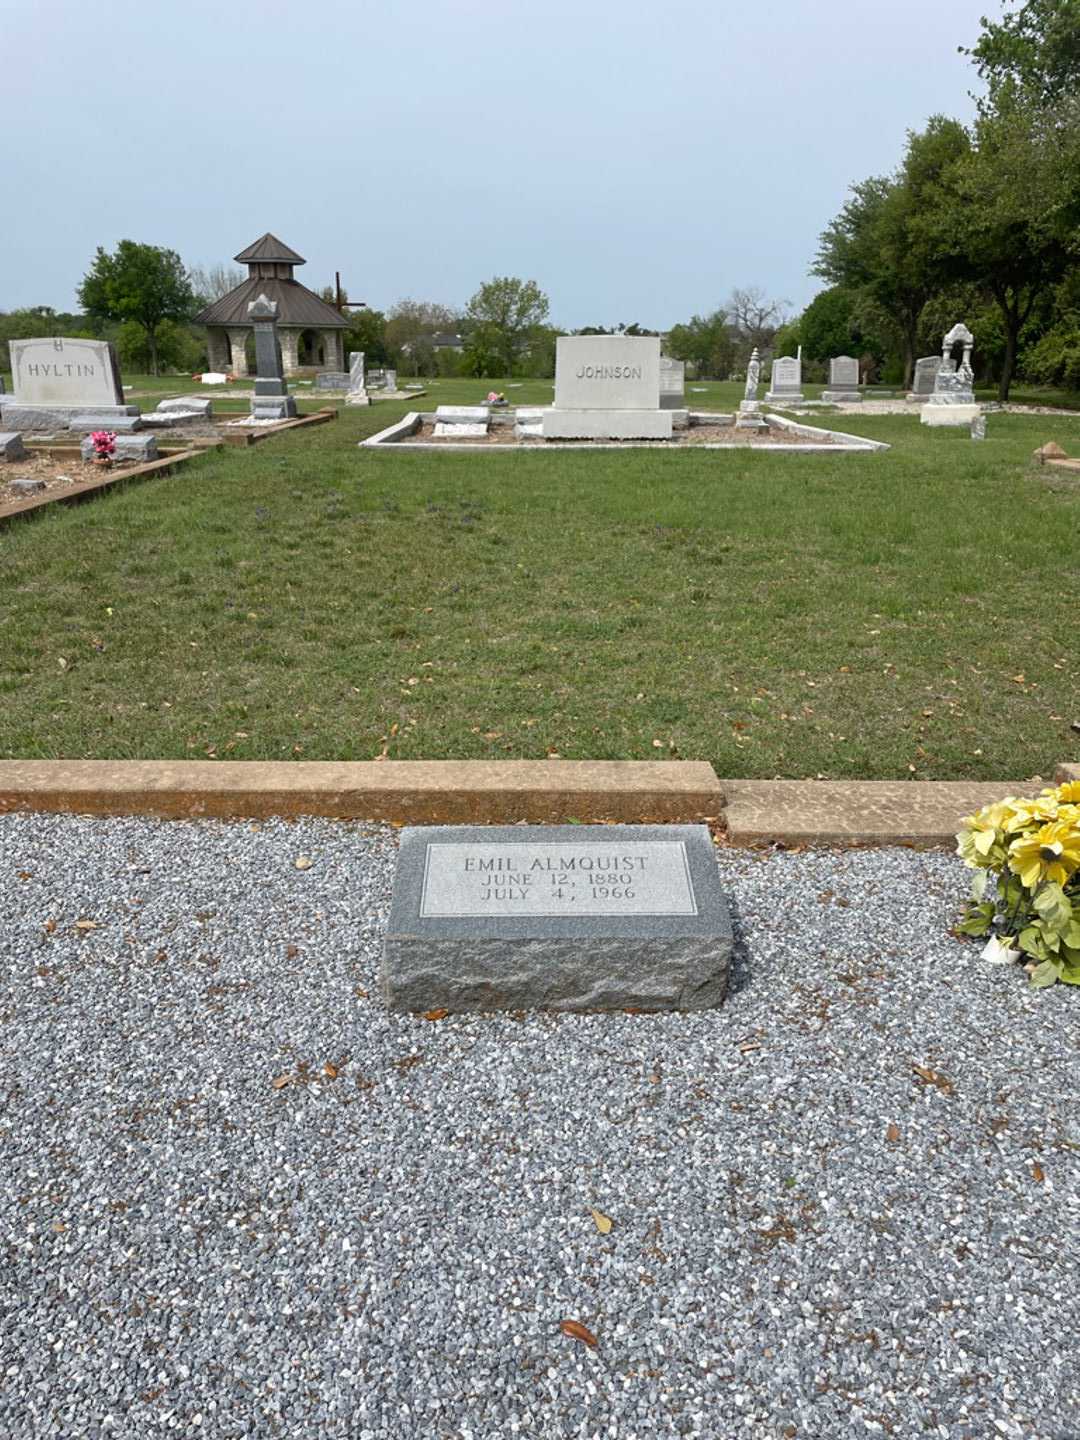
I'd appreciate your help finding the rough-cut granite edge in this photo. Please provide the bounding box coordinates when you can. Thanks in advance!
[380,936,731,1013]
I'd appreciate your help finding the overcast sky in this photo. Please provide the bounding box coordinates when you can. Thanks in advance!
[4,0,987,328]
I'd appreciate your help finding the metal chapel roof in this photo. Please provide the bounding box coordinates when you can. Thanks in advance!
[193,277,347,329]
[232,232,306,265]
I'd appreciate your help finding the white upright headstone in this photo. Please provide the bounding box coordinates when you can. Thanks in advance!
[10,336,124,407]
[543,335,672,439]
[765,355,804,405]
[3,336,140,431]
[822,355,861,402]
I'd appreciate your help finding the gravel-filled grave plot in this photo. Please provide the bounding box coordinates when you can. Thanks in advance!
[0,814,1076,1440]
[0,454,139,506]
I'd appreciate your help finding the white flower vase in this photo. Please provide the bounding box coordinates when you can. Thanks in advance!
[981,936,1022,966]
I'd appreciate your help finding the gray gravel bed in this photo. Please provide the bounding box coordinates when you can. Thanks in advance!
[0,814,1076,1440]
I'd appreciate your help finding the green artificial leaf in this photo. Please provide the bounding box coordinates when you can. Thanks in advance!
[1059,956,1080,986]
[1019,926,1051,960]
[959,902,994,936]
[1034,883,1072,934]
[1029,959,1062,989]
[971,871,988,901]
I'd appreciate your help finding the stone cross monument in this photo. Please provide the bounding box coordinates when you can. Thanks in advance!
[247,295,297,421]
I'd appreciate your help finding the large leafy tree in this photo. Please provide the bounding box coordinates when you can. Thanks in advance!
[917,88,1080,398]
[78,241,195,375]
[963,0,1080,103]
[815,117,970,386]
[666,312,735,378]
[465,277,549,377]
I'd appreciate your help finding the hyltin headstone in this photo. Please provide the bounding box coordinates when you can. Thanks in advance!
[764,354,804,405]
[3,337,141,431]
[382,824,732,1012]
[247,295,297,420]
[822,355,861,402]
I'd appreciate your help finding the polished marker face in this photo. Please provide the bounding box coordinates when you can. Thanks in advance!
[419,840,698,918]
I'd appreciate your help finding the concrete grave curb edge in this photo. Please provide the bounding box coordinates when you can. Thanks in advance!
[0,760,1072,846]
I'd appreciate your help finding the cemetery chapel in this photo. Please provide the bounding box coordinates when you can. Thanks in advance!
[194,232,347,378]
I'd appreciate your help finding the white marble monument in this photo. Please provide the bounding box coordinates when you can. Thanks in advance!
[542,335,673,439]
[2,337,141,431]
[921,323,980,427]
[765,354,804,405]
[822,355,861,403]
[346,350,370,407]
[735,347,766,430]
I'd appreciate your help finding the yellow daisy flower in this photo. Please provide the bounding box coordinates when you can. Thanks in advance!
[1008,818,1080,889]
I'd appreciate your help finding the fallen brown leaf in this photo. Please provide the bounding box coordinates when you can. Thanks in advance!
[911,1063,954,1095]
[324,1062,339,1080]
[43,918,57,934]
[560,1319,598,1348]
[294,856,313,871]
[590,1208,613,1235]
[74,919,98,932]
[1032,1162,1045,1184]
[886,1123,901,1144]
[423,1008,449,1022]
[271,1074,291,1090]
[286,944,299,959]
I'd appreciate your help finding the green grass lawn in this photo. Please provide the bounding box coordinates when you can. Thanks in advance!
[1,377,1078,780]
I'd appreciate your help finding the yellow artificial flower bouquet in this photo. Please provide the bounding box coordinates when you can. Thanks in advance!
[956,780,1080,988]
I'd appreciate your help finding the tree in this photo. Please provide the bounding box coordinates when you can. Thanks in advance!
[343,307,391,366]
[384,298,460,374]
[918,89,1080,398]
[963,0,1080,103]
[115,317,203,374]
[815,117,970,386]
[724,286,790,355]
[78,241,195,375]
[465,277,549,377]
[666,311,736,378]
[190,263,244,306]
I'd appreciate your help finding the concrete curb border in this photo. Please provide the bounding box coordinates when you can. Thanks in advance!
[0,760,722,826]
[0,760,1071,846]
[359,410,889,453]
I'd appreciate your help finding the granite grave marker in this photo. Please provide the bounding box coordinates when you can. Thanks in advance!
[247,295,297,421]
[382,823,732,1012]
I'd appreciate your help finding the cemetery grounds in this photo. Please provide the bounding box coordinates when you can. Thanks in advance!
[0,375,1078,1439]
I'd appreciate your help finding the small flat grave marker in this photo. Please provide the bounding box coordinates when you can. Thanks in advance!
[382,824,732,1012]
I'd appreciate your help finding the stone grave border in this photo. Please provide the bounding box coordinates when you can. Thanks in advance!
[0,758,1072,849]
[0,447,206,526]
[360,411,889,454]
[1,409,339,525]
